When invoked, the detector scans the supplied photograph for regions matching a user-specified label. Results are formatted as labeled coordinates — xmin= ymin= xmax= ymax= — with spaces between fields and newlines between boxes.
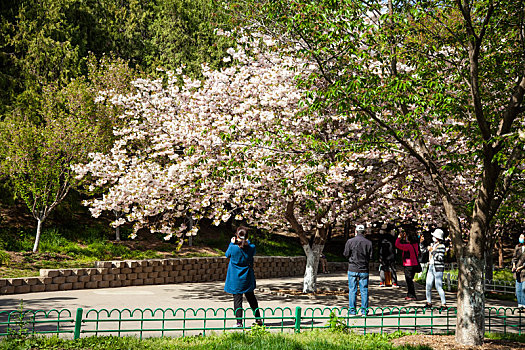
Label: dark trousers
xmin=404 ymin=266 xmax=417 ymax=299
xmin=233 ymin=292 xmax=261 ymax=323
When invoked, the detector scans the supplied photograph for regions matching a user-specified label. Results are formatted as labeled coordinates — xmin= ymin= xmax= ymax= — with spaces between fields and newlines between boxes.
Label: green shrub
xmin=0 ymin=250 xmax=10 ymax=265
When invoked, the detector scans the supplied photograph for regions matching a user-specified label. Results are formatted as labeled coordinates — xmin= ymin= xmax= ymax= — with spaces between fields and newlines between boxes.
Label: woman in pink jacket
xmin=395 ymin=231 xmax=420 ymax=301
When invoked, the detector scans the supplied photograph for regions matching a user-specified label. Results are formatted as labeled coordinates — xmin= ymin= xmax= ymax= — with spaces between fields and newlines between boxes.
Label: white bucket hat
xmin=356 ymin=225 xmax=365 ymax=233
xmin=432 ymin=228 xmax=444 ymax=240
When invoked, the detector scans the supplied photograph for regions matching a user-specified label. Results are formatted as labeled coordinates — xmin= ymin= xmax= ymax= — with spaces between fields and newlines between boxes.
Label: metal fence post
xmin=74 ymin=308 xmax=83 ymax=340
xmin=294 ymin=306 xmax=302 ymax=333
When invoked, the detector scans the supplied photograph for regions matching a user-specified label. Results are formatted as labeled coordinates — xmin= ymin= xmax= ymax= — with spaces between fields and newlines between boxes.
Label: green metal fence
xmin=0 ymin=306 xmax=523 ymax=339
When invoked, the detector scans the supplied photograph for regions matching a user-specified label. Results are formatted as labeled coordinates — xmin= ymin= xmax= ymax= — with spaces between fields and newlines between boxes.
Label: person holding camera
xmin=395 ymin=230 xmax=421 ymax=301
xmin=421 ymin=228 xmax=447 ymax=309
xmin=224 ymin=226 xmax=262 ymax=327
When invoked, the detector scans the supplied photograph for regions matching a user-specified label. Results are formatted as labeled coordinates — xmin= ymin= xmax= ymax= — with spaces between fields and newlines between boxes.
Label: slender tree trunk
xmin=115 ymin=226 xmax=121 ymax=241
xmin=497 ymin=236 xmax=504 ymax=268
xmin=302 ymin=243 xmax=324 ymax=293
xmin=33 ymin=218 xmax=43 ymax=253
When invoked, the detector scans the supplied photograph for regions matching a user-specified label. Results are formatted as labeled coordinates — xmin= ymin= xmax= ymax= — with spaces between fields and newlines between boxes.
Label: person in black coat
xmin=379 ymin=229 xmax=398 ymax=287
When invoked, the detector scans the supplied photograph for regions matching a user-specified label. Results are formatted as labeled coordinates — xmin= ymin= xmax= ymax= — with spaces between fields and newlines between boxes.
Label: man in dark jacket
xmin=343 ymin=224 xmax=373 ymax=315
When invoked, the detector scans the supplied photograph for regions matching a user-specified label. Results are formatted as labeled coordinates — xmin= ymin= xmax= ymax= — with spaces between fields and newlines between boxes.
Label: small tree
xmin=0 ymin=80 xmax=105 ymax=252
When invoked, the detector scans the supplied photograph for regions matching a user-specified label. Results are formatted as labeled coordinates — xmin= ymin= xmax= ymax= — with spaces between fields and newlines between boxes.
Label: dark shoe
xmin=438 ymin=304 xmax=449 ymax=312
xmin=255 ymin=319 xmax=264 ymax=326
xmin=404 ymin=296 xmax=416 ymax=301
xmin=423 ymin=303 xmax=432 ymax=308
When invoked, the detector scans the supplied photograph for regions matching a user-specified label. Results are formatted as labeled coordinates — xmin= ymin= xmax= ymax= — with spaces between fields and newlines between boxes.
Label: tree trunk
xmin=344 ymin=220 xmax=350 ymax=241
xmin=115 ymin=226 xmax=121 ymax=241
xmin=302 ymin=243 xmax=324 ymax=293
xmin=456 ymin=255 xmax=485 ymax=345
xmin=33 ymin=218 xmax=43 ymax=253
xmin=497 ymin=236 xmax=504 ymax=268
xmin=484 ymin=251 xmax=493 ymax=281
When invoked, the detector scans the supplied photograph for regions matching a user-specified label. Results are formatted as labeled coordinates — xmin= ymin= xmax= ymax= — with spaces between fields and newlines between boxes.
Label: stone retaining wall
xmin=0 ymin=256 xmax=313 ymax=295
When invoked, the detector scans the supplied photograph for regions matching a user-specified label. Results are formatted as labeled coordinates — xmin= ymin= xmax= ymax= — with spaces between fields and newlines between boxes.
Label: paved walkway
xmin=0 ymin=271 xmax=515 ymax=313
xmin=0 ymin=272 xmax=519 ymax=337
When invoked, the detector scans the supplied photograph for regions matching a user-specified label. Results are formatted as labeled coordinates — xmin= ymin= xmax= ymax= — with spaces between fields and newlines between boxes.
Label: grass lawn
xmin=0 ymin=330 xmax=431 ymax=350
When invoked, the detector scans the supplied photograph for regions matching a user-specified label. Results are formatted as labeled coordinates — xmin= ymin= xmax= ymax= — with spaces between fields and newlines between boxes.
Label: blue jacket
xmin=224 ymin=241 xmax=256 ymax=294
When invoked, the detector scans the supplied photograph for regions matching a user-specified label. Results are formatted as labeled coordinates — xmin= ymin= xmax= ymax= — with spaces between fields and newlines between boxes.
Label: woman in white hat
xmin=421 ymin=228 xmax=447 ymax=309
xmin=512 ymin=234 xmax=525 ymax=309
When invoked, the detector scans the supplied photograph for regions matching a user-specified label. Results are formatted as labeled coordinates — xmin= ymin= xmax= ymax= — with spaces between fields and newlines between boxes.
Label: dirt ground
xmin=391 ymin=335 xmax=524 ymax=350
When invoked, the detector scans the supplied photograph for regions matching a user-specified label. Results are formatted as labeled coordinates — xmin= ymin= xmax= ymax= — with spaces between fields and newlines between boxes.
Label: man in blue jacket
xmin=343 ymin=224 xmax=373 ymax=316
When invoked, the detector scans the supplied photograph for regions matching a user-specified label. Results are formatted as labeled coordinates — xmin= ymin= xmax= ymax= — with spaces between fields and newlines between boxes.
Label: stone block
xmin=102 ymin=274 xmax=114 ymax=281
xmin=175 ymin=276 xmax=184 ymax=283
xmin=7 ymin=278 xmax=23 ymax=286
xmin=79 ymin=276 xmax=91 ymax=283
xmin=144 ymin=278 xmax=154 ymax=285
xmin=23 ymin=278 xmax=38 ymax=285
xmin=0 ymin=286 xmax=15 ymax=294
xmin=91 ymin=275 xmax=103 ymax=282
xmin=85 ymin=281 xmax=98 ymax=289
xmin=71 ymin=268 xmax=87 ymax=276
xmin=114 ymin=261 xmax=126 ymax=268
xmin=148 ymin=272 xmax=159 ymax=279
xmin=126 ymin=261 xmax=138 ymax=268
xmin=45 ymin=284 xmax=59 ymax=292
xmin=58 ymin=269 xmax=72 ymax=277
xmin=121 ymin=280 xmax=132 ymax=287
xmin=0 ymin=279 xmax=6 ymax=287
xmin=159 ymin=271 xmax=169 ymax=278
xmin=15 ymin=285 xmax=31 ymax=294
xmin=85 ymin=269 xmax=98 ymax=276
xmin=72 ymin=282 xmax=85 ymax=290
xmin=30 ymin=284 xmax=46 ymax=292
xmin=164 ymin=276 xmax=175 ymax=284
xmin=52 ymin=277 xmax=66 ymax=284
xmin=115 ymin=274 xmax=127 ymax=281
xmin=65 ymin=276 xmax=78 ymax=283
xmin=97 ymin=268 xmax=109 ymax=275
xmin=98 ymin=280 xmax=109 ymax=288
xmin=153 ymin=266 xmax=163 ymax=272
xmin=127 ymin=273 xmax=138 ymax=280
xmin=137 ymin=273 xmax=148 ymax=279
xmin=154 ymin=277 xmax=165 ymax=284
xmin=110 ymin=280 xmax=122 ymax=288
xmin=132 ymin=279 xmax=144 ymax=286
xmin=109 ymin=268 xmax=121 ymax=275
xmin=120 ymin=268 xmax=132 ymax=274
xmin=58 ymin=283 xmax=73 ymax=291
xmin=95 ymin=261 xmax=112 ymax=268
xmin=40 ymin=269 xmax=59 ymax=278
xmin=143 ymin=266 xmax=153 ymax=273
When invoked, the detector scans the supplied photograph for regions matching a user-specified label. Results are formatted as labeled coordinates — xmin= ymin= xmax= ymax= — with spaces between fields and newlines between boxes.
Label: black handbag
xmin=410 ymin=244 xmax=423 ymax=273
